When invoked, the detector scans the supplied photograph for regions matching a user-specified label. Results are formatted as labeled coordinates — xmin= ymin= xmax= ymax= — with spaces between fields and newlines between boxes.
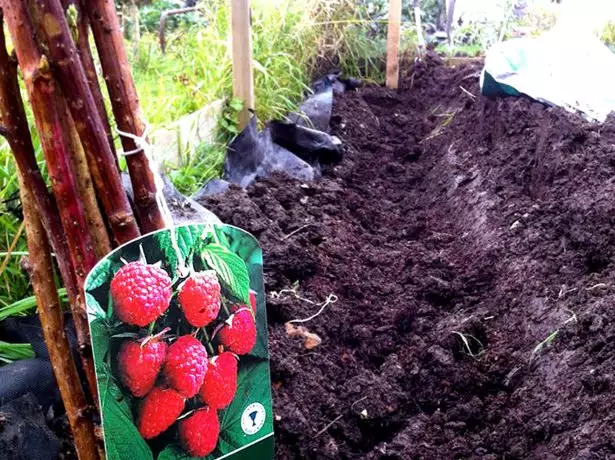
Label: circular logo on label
xmin=241 ymin=402 xmax=266 ymax=435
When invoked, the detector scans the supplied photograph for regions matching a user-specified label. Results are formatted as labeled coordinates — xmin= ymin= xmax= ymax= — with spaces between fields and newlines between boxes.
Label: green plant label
xmin=84 ymin=224 xmax=274 ymax=460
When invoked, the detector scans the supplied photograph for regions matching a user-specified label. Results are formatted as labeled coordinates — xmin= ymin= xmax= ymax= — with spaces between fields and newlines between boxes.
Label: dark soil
xmin=200 ymin=54 xmax=615 ymax=459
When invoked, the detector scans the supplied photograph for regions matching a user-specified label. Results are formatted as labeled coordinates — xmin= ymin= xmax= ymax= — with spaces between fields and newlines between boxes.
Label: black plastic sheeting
xmin=0 ymin=394 xmax=61 ymax=460
xmin=193 ymin=72 xmax=361 ymax=198
xmin=0 ymin=314 xmax=80 ymax=410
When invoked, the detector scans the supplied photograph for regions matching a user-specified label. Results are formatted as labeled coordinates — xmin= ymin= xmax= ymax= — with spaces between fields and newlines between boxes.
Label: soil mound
xmin=200 ymin=54 xmax=615 ymax=459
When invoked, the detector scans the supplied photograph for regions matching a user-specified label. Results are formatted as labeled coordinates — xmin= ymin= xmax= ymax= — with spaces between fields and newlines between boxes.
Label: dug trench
xmin=200 ymin=54 xmax=615 ymax=459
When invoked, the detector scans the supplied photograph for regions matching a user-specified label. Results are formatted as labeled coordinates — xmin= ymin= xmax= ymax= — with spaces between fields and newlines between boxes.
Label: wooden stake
xmin=86 ymin=0 xmax=166 ymax=233
xmin=231 ymin=0 xmax=254 ymax=130
xmin=386 ymin=0 xmax=402 ymax=89
xmin=18 ymin=170 xmax=100 ymax=460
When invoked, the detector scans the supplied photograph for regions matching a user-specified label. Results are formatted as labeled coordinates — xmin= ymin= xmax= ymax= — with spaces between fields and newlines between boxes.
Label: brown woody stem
xmin=0 ymin=14 xmax=79 ymax=308
xmin=86 ymin=0 xmax=166 ymax=233
xmin=2 ymin=0 xmax=99 ymax=400
xmin=62 ymin=0 xmax=118 ymax=164
xmin=18 ymin=170 xmax=101 ymax=460
xmin=29 ymin=0 xmax=142 ymax=245
xmin=64 ymin=104 xmax=112 ymax=259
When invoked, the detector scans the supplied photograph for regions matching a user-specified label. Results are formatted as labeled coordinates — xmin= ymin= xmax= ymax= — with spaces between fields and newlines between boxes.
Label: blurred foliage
xmin=140 ymin=0 xmax=204 ymax=33
xmin=601 ymin=21 xmax=615 ymax=49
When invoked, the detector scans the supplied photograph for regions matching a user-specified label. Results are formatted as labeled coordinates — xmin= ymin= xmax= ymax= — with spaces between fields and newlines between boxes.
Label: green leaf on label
xmin=85 ymin=292 xmax=106 ymax=322
xmin=157 ymin=445 xmax=215 ymax=460
xmin=87 ymin=258 xmax=112 ymax=291
xmin=101 ymin=379 xmax=153 ymax=460
xmin=213 ymin=226 xmax=231 ymax=249
xmin=201 ymin=243 xmax=250 ymax=304
xmin=155 ymin=226 xmax=204 ymax=276
xmin=90 ymin=318 xmax=110 ymax=367
xmin=217 ymin=358 xmax=274 ymax=451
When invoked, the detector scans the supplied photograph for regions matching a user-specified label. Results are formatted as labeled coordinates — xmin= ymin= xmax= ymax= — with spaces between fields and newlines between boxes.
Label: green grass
xmin=129 ymin=0 xmax=320 ymax=196
xmin=0 ymin=288 xmax=68 ymax=321
xmin=435 ymin=42 xmax=483 ymax=57
xmin=0 ymin=140 xmax=31 ymax=308
xmin=0 ymin=341 xmax=35 ymax=364
xmin=131 ymin=0 xmax=312 ymax=127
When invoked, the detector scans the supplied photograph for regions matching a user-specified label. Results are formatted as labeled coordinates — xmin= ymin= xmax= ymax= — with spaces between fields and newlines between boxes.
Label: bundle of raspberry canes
xmin=111 ymin=261 xmax=258 ymax=457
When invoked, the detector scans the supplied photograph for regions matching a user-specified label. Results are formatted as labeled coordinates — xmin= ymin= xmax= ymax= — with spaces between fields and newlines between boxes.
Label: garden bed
xmin=201 ymin=54 xmax=615 ymax=459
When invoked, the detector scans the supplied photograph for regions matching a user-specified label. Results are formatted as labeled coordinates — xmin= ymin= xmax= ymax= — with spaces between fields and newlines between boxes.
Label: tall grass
xmin=132 ymin=0 xmax=388 ymax=127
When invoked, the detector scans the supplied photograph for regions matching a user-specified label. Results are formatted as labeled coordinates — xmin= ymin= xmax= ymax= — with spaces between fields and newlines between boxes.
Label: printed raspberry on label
xmin=110 ymin=262 xmax=172 ymax=327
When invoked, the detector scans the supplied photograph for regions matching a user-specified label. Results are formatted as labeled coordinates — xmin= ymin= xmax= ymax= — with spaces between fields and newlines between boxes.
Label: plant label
xmin=84 ymin=224 xmax=274 ymax=460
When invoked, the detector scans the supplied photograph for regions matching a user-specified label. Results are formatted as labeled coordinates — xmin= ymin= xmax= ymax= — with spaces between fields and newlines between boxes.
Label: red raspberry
xmin=110 ymin=262 xmax=172 ymax=327
xmin=137 ymin=386 xmax=185 ymax=439
xmin=178 ymin=271 xmax=221 ymax=327
xmin=217 ymin=309 xmax=256 ymax=355
xmin=164 ymin=335 xmax=208 ymax=398
xmin=179 ymin=407 xmax=220 ymax=457
xmin=117 ymin=336 xmax=167 ymax=397
xmin=199 ymin=352 xmax=238 ymax=410
xmin=230 ymin=291 xmax=257 ymax=316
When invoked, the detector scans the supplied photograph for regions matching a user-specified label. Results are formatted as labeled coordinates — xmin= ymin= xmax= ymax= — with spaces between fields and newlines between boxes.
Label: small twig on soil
xmin=287 ymin=294 xmax=338 ymax=324
xmin=282 ymin=224 xmax=316 ymax=240
xmin=428 ymin=275 xmax=450 ymax=287
xmin=586 ymin=283 xmax=609 ymax=291
xmin=564 ymin=310 xmax=578 ymax=325
xmin=459 ymin=85 xmax=476 ymax=100
xmin=314 ymin=396 xmax=368 ymax=438
xmin=462 ymin=72 xmax=481 ymax=81
xmin=270 ymin=287 xmax=316 ymax=305
xmin=314 ymin=414 xmax=344 ymax=438
xmin=351 ymin=396 xmax=368 ymax=408
xmin=558 ymin=285 xmax=578 ymax=298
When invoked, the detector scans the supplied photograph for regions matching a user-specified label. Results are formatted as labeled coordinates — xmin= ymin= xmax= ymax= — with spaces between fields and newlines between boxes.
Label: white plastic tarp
xmin=480 ymin=27 xmax=615 ymax=122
